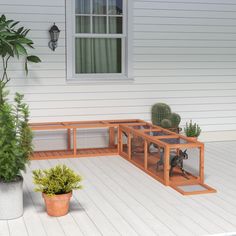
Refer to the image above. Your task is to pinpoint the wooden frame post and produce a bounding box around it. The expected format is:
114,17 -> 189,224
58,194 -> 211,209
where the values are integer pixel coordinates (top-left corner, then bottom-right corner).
109,127 -> 115,148
118,128 -> 121,154
128,133 -> 131,160
73,128 -> 77,157
144,140 -> 148,170
199,145 -> 204,184
164,147 -> 170,186
67,129 -> 71,150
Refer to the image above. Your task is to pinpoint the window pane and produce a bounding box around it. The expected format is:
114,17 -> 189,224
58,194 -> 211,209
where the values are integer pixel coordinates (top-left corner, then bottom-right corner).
109,17 -> 122,33
93,16 -> 107,33
93,0 -> 107,14
75,0 -> 90,14
76,16 -> 90,33
109,0 -> 123,15
75,38 -> 122,74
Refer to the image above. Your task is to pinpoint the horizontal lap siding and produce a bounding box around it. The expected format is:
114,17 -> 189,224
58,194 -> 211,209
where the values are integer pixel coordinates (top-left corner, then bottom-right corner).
133,0 -> 236,135
1,0 -> 236,139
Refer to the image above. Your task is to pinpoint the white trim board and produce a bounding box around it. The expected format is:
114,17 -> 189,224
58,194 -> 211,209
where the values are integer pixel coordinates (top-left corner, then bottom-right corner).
199,130 -> 236,142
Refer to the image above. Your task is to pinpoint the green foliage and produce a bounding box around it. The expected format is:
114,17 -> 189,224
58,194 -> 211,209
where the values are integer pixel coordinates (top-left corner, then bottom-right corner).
0,14 -> 41,92
0,15 -> 40,182
151,103 -> 181,129
161,119 -> 172,128
0,91 -> 33,182
33,165 -> 83,196
151,103 -> 171,126
184,120 -> 201,137
168,112 -> 181,128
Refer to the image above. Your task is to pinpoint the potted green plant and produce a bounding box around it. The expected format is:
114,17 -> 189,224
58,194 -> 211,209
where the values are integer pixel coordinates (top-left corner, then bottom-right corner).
33,164 -> 83,217
0,14 -> 41,220
184,120 -> 201,141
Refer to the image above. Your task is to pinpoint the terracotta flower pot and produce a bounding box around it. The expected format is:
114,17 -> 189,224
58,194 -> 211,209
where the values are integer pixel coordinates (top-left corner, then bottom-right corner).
187,137 -> 198,142
42,192 -> 72,217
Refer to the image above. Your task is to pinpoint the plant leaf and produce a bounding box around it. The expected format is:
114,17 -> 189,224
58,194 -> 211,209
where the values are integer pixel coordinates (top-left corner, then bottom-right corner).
0,31 -> 14,37
15,43 -> 27,55
17,27 -> 24,34
17,37 -> 32,44
10,21 -> 19,28
22,29 -> 30,36
2,41 -> 14,57
0,22 -> 10,31
27,55 -> 41,63
0,15 -> 6,22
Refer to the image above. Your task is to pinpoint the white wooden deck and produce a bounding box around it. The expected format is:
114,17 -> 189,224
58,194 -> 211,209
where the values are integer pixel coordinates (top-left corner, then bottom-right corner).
1,141 -> 236,236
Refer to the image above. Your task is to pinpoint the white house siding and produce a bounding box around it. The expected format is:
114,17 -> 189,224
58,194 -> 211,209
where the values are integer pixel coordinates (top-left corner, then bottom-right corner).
1,0 -> 236,145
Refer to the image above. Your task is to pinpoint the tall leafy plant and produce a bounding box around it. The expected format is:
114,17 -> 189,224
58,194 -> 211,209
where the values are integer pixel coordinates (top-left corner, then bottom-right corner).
0,14 -> 41,102
0,15 -> 41,182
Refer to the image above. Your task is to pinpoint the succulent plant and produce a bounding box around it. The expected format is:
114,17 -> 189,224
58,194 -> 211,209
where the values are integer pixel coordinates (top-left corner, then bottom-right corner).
184,120 -> 201,137
151,103 -> 171,126
161,119 -> 172,128
168,113 -> 181,128
151,103 -> 181,130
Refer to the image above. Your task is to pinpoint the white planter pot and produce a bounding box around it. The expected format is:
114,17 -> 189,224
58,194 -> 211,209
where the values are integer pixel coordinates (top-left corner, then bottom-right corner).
0,176 -> 23,220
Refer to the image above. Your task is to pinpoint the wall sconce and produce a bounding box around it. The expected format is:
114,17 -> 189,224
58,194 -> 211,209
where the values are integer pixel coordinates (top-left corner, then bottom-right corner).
48,23 -> 60,51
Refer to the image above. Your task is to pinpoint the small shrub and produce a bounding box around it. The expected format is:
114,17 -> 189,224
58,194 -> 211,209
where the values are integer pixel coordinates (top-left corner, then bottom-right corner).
184,120 -> 201,137
32,164 -> 83,196
0,93 -> 33,182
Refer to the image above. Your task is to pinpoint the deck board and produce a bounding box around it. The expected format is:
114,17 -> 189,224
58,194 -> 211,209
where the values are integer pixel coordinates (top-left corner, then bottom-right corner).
8,218 -> 28,236
62,158 -> 159,236
24,161 -> 68,236
3,141 -> 236,236
0,221 -> 10,236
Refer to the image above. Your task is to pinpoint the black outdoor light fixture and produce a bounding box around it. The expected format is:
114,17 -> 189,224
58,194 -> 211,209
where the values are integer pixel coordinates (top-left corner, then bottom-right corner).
48,23 -> 60,51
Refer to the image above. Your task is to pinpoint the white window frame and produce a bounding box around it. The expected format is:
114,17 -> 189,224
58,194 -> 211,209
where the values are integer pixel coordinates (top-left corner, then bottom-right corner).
66,0 -> 133,82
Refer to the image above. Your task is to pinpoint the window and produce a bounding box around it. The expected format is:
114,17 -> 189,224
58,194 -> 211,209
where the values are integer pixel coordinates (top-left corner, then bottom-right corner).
67,0 -> 132,80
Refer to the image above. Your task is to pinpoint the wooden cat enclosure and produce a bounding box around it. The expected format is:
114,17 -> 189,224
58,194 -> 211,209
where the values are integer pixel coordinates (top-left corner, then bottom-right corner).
30,119 -> 216,195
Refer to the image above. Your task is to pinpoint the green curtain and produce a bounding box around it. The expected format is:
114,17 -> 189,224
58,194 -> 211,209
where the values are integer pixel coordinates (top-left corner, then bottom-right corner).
75,38 -> 121,73
75,0 -> 122,74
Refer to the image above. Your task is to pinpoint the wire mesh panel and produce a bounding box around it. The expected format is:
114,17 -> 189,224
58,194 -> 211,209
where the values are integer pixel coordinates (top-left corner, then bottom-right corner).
147,142 -> 166,182
178,185 -> 207,192
182,147 -> 200,178
33,130 -> 67,152
131,134 -> 145,167
159,138 -> 189,145
121,130 -> 129,157
145,130 -> 172,137
75,128 -> 110,149
163,147 -> 202,185
130,124 -> 154,130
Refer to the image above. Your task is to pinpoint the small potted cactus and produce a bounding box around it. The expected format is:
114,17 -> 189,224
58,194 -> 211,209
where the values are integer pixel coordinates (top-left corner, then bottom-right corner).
151,103 -> 181,133
33,164 -> 82,217
184,120 -> 201,141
